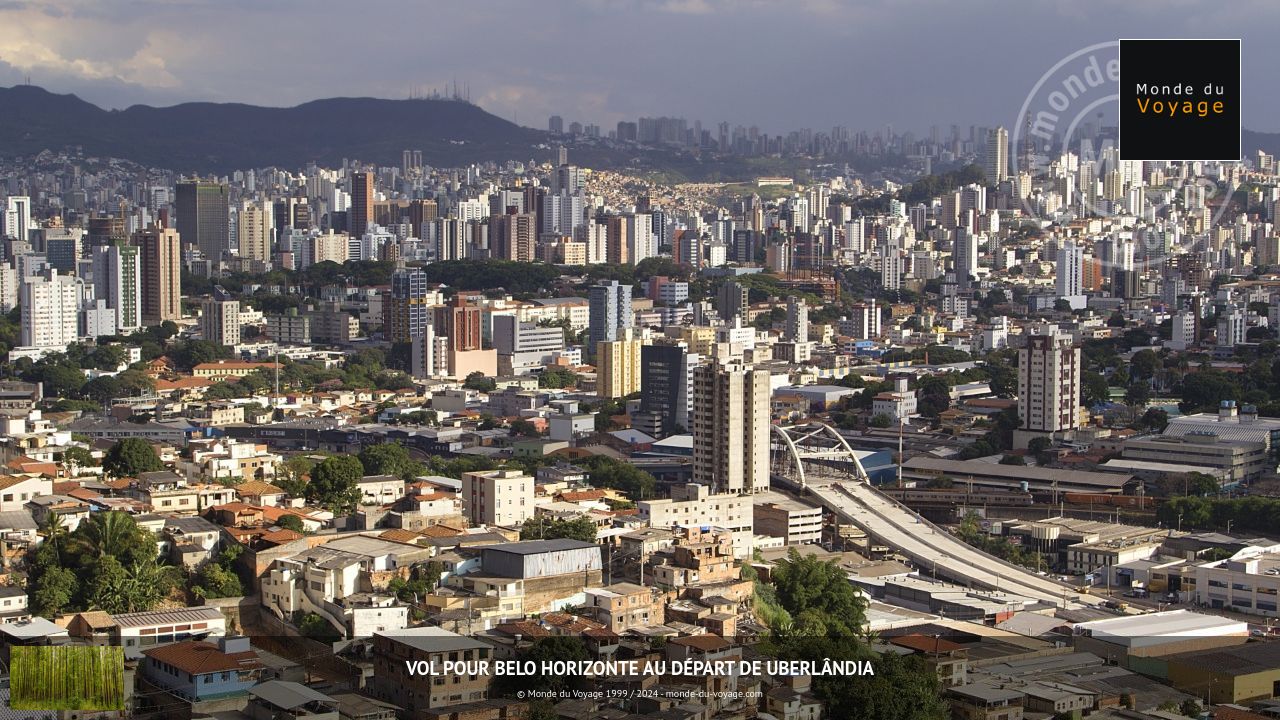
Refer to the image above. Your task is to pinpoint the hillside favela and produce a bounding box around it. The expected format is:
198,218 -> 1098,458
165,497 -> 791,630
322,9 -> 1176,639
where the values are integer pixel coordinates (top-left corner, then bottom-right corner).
1,7 -> 1280,720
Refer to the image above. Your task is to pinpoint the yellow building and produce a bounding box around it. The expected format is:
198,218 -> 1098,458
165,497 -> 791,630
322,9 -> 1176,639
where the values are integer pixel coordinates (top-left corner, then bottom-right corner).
597,329 -> 642,398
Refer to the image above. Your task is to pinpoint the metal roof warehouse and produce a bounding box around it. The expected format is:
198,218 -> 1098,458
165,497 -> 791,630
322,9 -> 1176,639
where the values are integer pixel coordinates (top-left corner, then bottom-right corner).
902,457 -> 1134,494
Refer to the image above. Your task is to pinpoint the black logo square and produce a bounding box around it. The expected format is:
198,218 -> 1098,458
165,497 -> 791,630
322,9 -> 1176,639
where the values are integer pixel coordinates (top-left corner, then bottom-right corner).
1119,39 -> 1241,161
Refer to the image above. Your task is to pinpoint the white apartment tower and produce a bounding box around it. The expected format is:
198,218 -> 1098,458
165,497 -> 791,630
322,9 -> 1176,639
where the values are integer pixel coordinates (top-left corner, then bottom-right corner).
693,361 -> 770,494
20,270 -> 81,348
1056,241 -> 1084,298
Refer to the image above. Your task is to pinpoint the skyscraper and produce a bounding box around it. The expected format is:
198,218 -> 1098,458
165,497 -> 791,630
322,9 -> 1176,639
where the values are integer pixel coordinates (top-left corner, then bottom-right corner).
386,268 -> 432,343
92,244 -> 142,332
490,211 -> 537,262
350,171 -> 374,237
636,343 -> 700,438
1017,327 -> 1081,443
954,227 -> 978,287
3,196 -> 31,242
984,126 -> 1009,184
783,296 -> 809,342
1056,241 -> 1084,299
715,281 -> 748,323
605,216 -> 629,265
134,225 -> 182,326
433,296 -> 483,352
693,361 -> 770,494
237,200 -> 273,264
176,181 -> 230,263
200,286 -> 241,347
597,328 -> 643,399
19,270 -> 80,348
588,280 -> 632,348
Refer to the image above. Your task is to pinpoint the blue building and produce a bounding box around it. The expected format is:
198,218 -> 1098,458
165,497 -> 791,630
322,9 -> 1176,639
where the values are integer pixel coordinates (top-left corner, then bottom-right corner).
141,637 -> 264,701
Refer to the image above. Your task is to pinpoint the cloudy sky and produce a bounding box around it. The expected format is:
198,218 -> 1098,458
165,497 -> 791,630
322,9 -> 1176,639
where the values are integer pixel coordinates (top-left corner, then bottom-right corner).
1,0 -> 1277,134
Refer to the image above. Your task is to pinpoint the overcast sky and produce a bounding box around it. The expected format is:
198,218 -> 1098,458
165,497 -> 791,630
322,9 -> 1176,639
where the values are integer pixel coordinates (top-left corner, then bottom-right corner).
1,0 -> 1276,134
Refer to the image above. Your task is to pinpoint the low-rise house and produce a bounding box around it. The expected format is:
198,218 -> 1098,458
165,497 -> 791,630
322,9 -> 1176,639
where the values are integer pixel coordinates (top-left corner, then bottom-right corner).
236,480 -> 287,506
0,476 -> 52,512
140,636 -> 264,702
109,606 -> 228,653
0,586 -> 30,622
357,475 -> 406,506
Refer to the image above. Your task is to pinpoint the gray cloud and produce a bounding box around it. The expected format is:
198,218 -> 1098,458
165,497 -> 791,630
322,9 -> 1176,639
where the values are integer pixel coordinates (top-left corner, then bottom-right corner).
1,0 -> 1275,133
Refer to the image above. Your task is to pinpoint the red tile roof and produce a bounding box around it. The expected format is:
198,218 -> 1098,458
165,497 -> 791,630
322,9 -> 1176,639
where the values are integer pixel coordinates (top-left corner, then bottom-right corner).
143,640 -> 263,675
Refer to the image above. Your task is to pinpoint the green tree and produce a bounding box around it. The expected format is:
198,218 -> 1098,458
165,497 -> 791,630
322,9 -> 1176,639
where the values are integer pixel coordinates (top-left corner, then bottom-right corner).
771,548 -> 868,636
1081,371 -> 1111,408
520,515 -> 598,543
275,456 -> 316,497
72,511 -> 155,565
80,376 -> 122,404
999,454 -> 1026,465
277,514 -> 306,533
61,446 -> 96,475
463,371 -> 497,392
101,438 -> 164,478
30,564 -> 77,617
1124,382 -> 1152,407
307,455 -> 364,513
297,612 -> 340,642
869,414 -> 891,428
358,443 -> 414,477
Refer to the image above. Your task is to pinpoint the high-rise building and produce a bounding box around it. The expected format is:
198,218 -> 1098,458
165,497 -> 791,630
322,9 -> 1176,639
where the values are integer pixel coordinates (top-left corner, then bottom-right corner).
841,301 -> 880,340
19,270 -> 80,348
92,244 -> 142,332
635,343 -> 700,438
597,328 -> 643,399
461,469 -> 533,527
605,216 -> 629,266
1218,308 -> 1247,348
627,213 -> 655,265
350,172 -> 374,237
1017,328 -> 1082,441
237,200 -> 273,264
693,361 -> 770,494
783,296 -> 809,342
1056,241 -> 1085,300
4,196 -> 32,242
134,225 -> 182,326
954,227 -> 978,287
984,126 -> 1009,184
434,296 -> 483,352
386,268 -> 432,343
548,115 -> 564,134
200,286 -> 241,347
490,211 -> 537,262
175,181 -> 230,262
715,281 -> 748,323
588,280 -> 632,348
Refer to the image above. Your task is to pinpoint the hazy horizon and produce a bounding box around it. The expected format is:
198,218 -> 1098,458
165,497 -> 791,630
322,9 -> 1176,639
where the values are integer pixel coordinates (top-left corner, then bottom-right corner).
2,0 -> 1277,135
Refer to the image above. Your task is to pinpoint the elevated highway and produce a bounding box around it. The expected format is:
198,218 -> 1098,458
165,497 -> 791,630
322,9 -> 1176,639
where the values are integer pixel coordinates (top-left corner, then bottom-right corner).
770,423 -> 1102,609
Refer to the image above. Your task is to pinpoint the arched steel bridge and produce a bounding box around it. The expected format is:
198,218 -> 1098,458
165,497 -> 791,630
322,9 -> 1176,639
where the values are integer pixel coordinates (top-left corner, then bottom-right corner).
769,422 -> 1098,609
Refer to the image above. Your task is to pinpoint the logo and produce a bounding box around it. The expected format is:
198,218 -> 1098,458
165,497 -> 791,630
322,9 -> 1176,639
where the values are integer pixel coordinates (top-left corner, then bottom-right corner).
1011,41 -> 1238,273
1119,39 -> 1241,161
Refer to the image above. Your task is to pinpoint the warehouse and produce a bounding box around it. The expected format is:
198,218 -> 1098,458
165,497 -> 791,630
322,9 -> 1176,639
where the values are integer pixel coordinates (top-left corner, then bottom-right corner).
902,457 -> 1135,495
479,539 -> 602,580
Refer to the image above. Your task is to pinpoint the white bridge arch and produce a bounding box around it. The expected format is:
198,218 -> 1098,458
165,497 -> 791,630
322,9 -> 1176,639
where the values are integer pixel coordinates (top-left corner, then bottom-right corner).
769,422 -> 870,489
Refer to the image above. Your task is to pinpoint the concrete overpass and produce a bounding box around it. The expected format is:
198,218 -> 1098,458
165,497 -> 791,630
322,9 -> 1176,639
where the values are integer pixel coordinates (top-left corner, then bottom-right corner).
771,423 -> 1102,609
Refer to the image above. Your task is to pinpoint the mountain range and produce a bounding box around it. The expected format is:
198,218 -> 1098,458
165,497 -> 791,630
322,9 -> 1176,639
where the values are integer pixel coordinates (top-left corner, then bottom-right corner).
0,85 -> 553,172
1,85 -> 1277,176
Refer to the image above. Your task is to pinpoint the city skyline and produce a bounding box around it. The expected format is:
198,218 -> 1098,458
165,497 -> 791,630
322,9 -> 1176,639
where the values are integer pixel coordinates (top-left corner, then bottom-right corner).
2,0 -> 1279,135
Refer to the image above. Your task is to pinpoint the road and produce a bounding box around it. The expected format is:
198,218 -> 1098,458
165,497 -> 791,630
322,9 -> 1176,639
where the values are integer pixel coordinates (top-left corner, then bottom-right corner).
807,480 -> 1104,609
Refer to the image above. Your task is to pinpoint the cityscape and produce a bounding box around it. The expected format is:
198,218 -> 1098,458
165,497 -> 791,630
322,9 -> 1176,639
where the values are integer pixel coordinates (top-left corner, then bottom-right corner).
1,8 -> 1280,720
